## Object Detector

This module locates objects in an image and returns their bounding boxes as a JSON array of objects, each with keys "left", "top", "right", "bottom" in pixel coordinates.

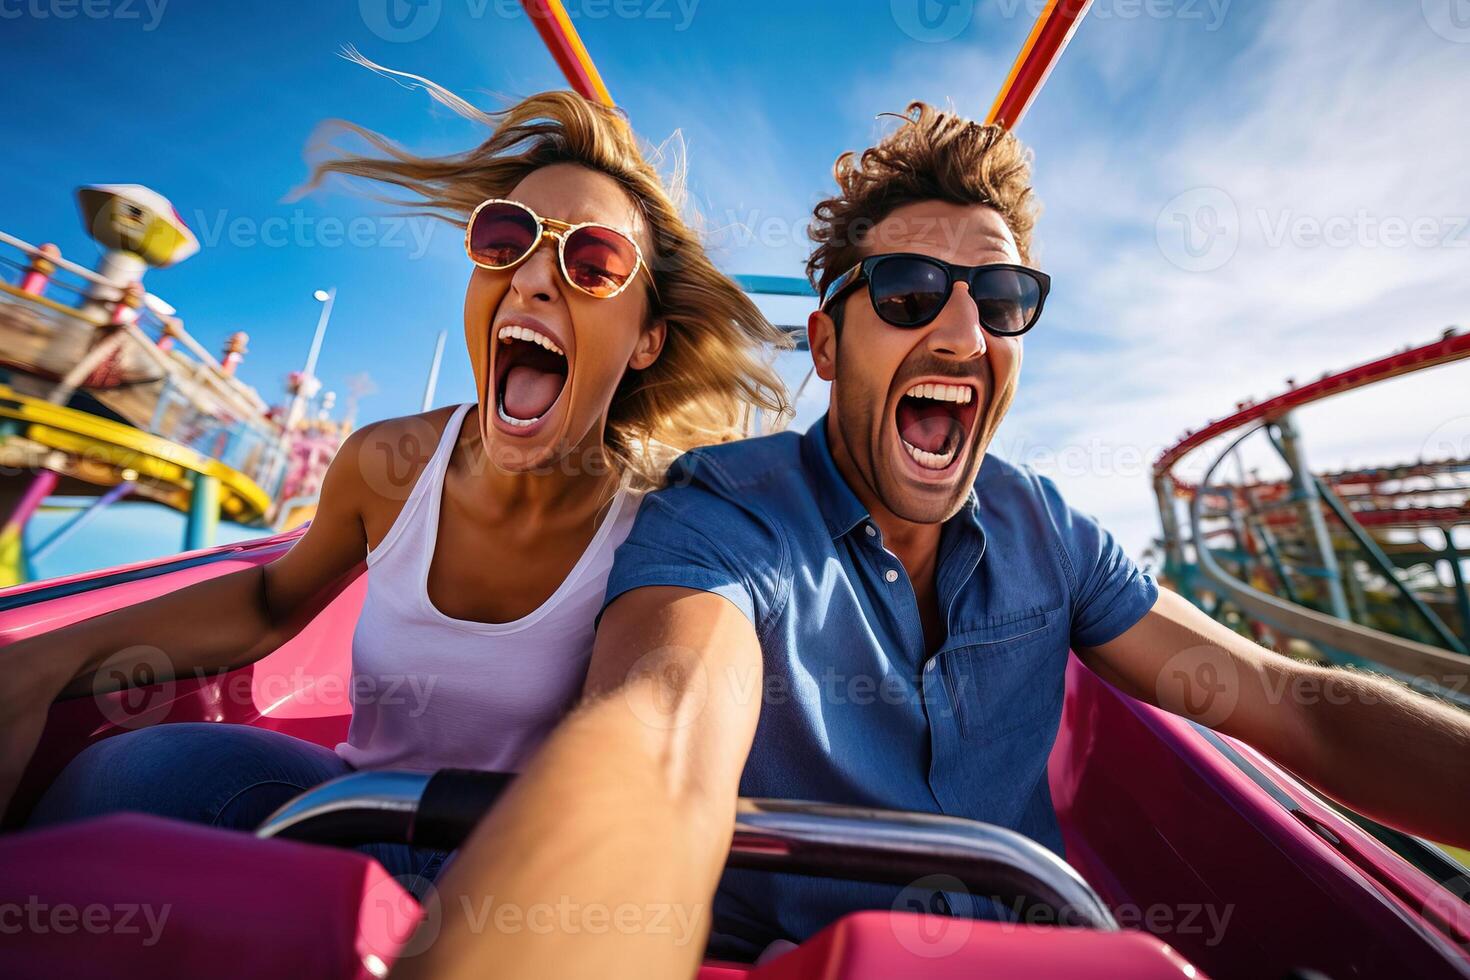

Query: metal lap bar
[
  {"left": 257, "top": 773, "right": 1116, "bottom": 930},
  {"left": 730, "top": 798, "right": 1116, "bottom": 930}
]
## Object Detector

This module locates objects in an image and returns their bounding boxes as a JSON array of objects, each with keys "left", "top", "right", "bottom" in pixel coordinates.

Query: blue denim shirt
[{"left": 603, "top": 417, "right": 1157, "bottom": 954}]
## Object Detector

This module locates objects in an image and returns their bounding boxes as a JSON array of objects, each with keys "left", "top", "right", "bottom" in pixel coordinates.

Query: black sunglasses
[{"left": 820, "top": 253, "right": 1050, "bottom": 336}]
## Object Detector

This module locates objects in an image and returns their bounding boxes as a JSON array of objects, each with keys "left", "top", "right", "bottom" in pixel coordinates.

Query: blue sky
[{"left": 4, "top": 0, "right": 1467, "bottom": 559}]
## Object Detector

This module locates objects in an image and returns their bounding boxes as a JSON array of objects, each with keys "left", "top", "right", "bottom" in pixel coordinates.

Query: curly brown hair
[{"left": 806, "top": 102, "right": 1040, "bottom": 305}]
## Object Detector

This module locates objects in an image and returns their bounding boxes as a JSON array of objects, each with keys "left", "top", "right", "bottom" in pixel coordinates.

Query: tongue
[
  {"left": 896, "top": 399, "right": 958, "bottom": 453},
  {"left": 502, "top": 365, "right": 563, "bottom": 420}
]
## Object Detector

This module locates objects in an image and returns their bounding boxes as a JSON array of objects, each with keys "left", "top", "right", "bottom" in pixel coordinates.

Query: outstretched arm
[
  {"left": 395, "top": 586, "right": 762, "bottom": 980},
  {"left": 1078, "top": 587, "right": 1470, "bottom": 847},
  {"left": 0, "top": 423, "right": 377, "bottom": 813},
  {"left": 32, "top": 422, "right": 387, "bottom": 700}
]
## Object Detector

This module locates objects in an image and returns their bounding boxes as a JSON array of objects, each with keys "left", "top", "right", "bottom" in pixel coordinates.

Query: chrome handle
[
  {"left": 257, "top": 770, "right": 429, "bottom": 846},
  {"left": 256, "top": 771, "right": 1115, "bottom": 931},
  {"left": 731, "top": 798, "right": 1115, "bottom": 930}
]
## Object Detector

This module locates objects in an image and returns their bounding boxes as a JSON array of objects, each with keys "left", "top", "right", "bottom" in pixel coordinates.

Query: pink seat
[
  {"left": 0, "top": 813, "right": 1200, "bottom": 980},
  {"left": 0, "top": 813, "right": 420, "bottom": 980},
  {"left": 740, "top": 911, "right": 1200, "bottom": 979}
]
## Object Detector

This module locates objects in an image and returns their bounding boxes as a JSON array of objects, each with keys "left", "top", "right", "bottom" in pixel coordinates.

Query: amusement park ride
[
  {"left": 2, "top": 2, "right": 1468, "bottom": 979},
  {"left": 1152, "top": 330, "right": 1470, "bottom": 708},
  {"left": 0, "top": 185, "right": 349, "bottom": 585}
]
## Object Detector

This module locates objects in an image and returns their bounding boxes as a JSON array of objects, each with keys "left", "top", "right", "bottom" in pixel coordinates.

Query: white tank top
[{"left": 337, "top": 403, "right": 639, "bottom": 773}]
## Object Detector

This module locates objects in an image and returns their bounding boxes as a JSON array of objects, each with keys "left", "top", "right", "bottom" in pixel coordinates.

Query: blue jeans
[{"left": 28, "top": 723, "right": 449, "bottom": 897}]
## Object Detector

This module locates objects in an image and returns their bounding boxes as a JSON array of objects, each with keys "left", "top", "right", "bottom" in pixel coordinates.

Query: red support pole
[
  {"left": 3, "top": 470, "right": 59, "bottom": 537},
  {"left": 109, "top": 282, "right": 145, "bottom": 327},
  {"left": 19, "top": 243, "right": 60, "bottom": 297},
  {"left": 520, "top": 0, "right": 615, "bottom": 106},
  {"left": 156, "top": 317, "right": 181, "bottom": 352},
  {"left": 0, "top": 470, "right": 61, "bottom": 585},
  {"left": 221, "top": 331, "right": 248, "bottom": 377},
  {"left": 987, "top": 0, "right": 1093, "bottom": 130}
]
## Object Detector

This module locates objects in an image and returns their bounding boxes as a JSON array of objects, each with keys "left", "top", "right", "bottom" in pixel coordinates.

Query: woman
[{"left": 0, "top": 65, "right": 789, "bottom": 887}]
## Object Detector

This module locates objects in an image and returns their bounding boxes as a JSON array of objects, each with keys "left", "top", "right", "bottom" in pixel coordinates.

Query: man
[{"left": 398, "top": 103, "right": 1470, "bottom": 980}]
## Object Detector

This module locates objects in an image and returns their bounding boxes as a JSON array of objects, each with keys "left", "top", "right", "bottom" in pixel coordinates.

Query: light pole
[
  {"left": 421, "top": 330, "right": 447, "bottom": 412},
  {"left": 266, "top": 289, "right": 335, "bottom": 499},
  {"left": 289, "top": 288, "right": 336, "bottom": 431}
]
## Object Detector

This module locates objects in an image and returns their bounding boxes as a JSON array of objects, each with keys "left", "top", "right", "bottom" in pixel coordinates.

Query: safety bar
[{"left": 257, "top": 769, "right": 1117, "bottom": 930}]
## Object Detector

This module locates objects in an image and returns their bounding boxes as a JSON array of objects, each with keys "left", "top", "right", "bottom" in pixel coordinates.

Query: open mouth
[
  {"left": 493, "top": 324, "right": 568, "bottom": 431},
  {"left": 894, "top": 381, "right": 979, "bottom": 473}
]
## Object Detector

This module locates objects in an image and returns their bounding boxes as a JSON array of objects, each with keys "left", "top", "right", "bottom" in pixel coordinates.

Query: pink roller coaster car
[{"left": 2, "top": 529, "right": 1468, "bottom": 979}]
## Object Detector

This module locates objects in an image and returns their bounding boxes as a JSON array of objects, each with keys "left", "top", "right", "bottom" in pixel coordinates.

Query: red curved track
[{"left": 1153, "top": 328, "right": 1470, "bottom": 484}]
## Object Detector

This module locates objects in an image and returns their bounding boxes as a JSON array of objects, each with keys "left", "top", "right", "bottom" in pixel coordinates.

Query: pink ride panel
[{"left": 0, "top": 814, "right": 420, "bottom": 980}]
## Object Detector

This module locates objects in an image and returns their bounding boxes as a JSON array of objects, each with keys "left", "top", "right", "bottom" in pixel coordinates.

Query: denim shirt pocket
[{"left": 942, "top": 606, "right": 1065, "bottom": 740}]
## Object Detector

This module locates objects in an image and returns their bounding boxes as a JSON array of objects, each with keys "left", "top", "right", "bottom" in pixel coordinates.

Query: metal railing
[{"left": 0, "top": 230, "right": 291, "bottom": 502}]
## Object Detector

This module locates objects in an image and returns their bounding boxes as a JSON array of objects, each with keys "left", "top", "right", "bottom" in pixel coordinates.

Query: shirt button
[
  {"left": 884, "top": 569, "right": 899, "bottom": 583},
  {"left": 865, "top": 525, "right": 876, "bottom": 537}
]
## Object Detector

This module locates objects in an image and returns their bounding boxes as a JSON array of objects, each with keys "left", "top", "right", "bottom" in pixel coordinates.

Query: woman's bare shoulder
[{"left": 330, "top": 405, "right": 466, "bottom": 519}]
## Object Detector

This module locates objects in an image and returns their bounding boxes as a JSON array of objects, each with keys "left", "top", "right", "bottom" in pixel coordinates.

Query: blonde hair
[{"left": 302, "top": 54, "right": 790, "bottom": 487}]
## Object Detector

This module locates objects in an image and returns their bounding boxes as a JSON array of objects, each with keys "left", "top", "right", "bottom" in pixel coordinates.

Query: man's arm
[
  {"left": 393, "top": 586, "right": 762, "bottom": 980},
  {"left": 1077, "top": 587, "right": 1470, "bottom": 847}
]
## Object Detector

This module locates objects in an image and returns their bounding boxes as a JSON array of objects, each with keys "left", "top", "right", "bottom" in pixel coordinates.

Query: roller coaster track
[{"left": 1153, "top": 329, "right": 1470, "bottom": 700}]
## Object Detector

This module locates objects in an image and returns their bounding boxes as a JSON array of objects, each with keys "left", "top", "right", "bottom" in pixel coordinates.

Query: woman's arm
[
  {"left": 0, "top": 423, "right": 382, "bottom": 809},
  {"left": 60, "top": 425, "right": 376, "bottom": 693}
]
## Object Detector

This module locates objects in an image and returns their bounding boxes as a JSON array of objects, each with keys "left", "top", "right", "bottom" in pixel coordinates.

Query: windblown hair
[
  {"left": 806, "top": 102, "right": 1039, "bottom": 303},
  {"left": 302, "top": 53, "right": 790, "bottom": 487}
]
